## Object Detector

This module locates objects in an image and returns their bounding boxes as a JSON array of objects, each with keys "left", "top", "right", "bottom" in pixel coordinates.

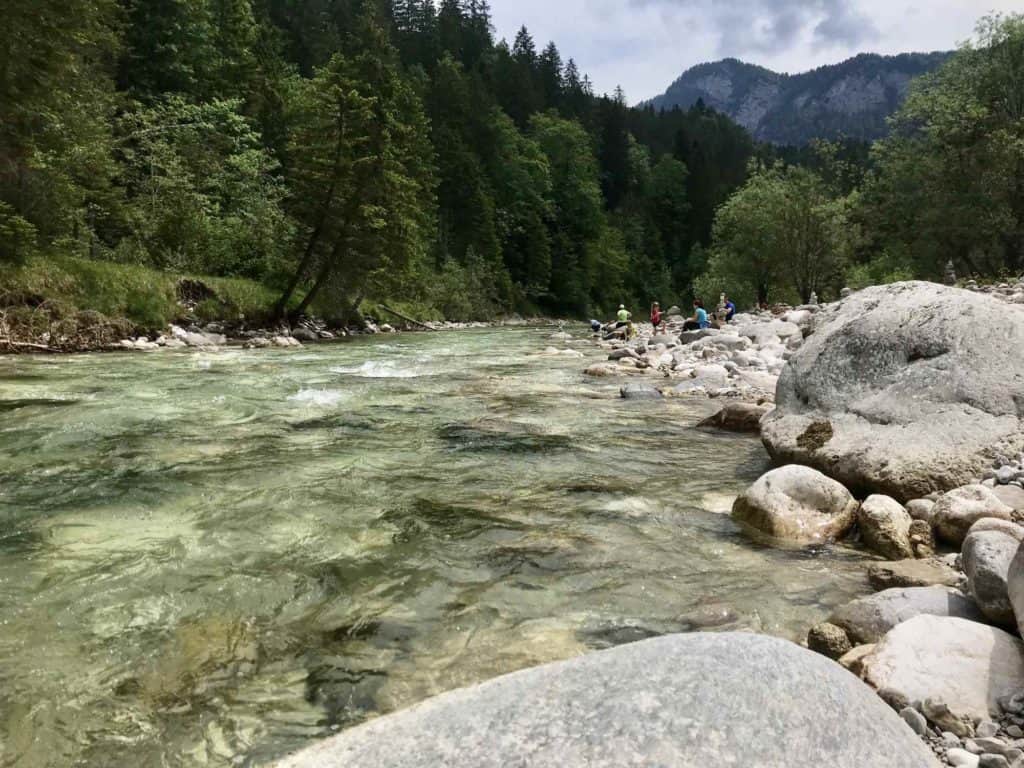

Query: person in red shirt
[{"left": 650, "top": 302, "right": 663, "bottom": 332}]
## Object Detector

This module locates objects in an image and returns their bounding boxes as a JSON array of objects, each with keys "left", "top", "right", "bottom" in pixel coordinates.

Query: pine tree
[{"left": 538, "top": 42, "right": 564, "bottom": 110}]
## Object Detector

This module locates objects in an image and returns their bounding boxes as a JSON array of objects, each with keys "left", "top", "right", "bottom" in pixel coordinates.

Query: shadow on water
[{"left": 437, "top": 419, "right": 574, "bottom": 453}]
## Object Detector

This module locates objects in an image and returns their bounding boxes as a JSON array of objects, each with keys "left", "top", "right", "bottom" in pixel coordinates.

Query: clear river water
[{"left": 0, "top": 327, "right": 871, "bottom": 767}]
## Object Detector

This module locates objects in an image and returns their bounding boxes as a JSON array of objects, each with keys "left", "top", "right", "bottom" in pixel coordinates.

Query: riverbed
[{"left": 0, "top": 327, "right": 870, "bottom": 767}]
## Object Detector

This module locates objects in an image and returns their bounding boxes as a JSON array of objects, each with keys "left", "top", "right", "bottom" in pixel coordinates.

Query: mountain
[{"left": 645, "top": 52, "right": 952, "bottom": 145}]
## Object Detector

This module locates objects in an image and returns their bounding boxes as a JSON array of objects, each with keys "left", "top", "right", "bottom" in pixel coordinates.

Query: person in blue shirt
[
  {"left": 683, "top": 299, "right": 710, "bottom": 331},
  {"left": 724, "top": 295, "right": 736, "bottom": 322},
  {"left": 695, "top": 300, "right": 710, "bottom": 329}
]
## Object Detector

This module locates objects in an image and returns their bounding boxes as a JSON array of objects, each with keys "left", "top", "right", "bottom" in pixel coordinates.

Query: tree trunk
[
  {"left": 292, "top": 241, "right": 341, "bottom": 318},
  {"left": 274, "top": 109, "right": 349, "bottom": 319}
]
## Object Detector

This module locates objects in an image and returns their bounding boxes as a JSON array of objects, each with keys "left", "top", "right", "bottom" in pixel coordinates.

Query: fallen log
[{"left": 378, "top": 304, "right": 435, "bottom": 331}]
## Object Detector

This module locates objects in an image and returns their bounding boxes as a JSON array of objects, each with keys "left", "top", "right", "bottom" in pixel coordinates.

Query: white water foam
[
  {"left": 288, "top": 389, "right": 349, "bottom": 406},
  {"left": 331, "top": 360, "right": 425, "bottom": 379}
]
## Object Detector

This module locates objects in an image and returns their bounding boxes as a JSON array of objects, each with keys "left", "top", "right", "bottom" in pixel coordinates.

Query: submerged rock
[
  {"left": 731, "top": 465, "right": 859, "bottom": 544},
  {"left": 761, "top": 282, "right": 1024, "bottom": 501},
  {"left": 277, "top": 632, "right": 940, "bottom": 768},
  {"left": 697, "top": 402, "right": 771, "bottom": 433},
  {"left": 867, "top": 559, "right": 965, "bottom": 591},
  {"left": 619, "top": 384, "right": 663, "bottom": 401}
]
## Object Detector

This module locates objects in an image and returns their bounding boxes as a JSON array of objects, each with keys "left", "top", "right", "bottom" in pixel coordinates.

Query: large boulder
[
  {"left": 1010, "top": 543, "right": 1024, "bottom": 638},
  {"left": 933, "top": 486, "right": 1013, "bottom": 546},
  {"left": 278, "top": 632, "right": 940, "bottom": 768},
  {"left": 697, "top": 402, "right": 771, "bottom": 433},
  {"left": 829, "top": 587, "right": 986, "bottom": 645},
  {"left": 731, "top": 465, "right": 859, "bottom": 544},
  {"left": 761, "top": 282, "right": 1024, "bottom": 502},
  {"left": 862, "top": 615, "right": 1024, "bottom": 723},
  {"left": 858, "top": 495, "right": 915, "bottom": 560},
  {"left": 963, "top": 521, "right": 1024, "bottom": 628}
]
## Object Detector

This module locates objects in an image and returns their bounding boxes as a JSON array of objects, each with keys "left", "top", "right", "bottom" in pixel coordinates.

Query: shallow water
[{"left": 0, "top": 328, "right": 871, "bottom": 767}]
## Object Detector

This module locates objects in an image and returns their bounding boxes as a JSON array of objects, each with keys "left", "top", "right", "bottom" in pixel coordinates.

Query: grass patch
[{"left": 0, "top": 255, "right": 282, "bottom": 331}]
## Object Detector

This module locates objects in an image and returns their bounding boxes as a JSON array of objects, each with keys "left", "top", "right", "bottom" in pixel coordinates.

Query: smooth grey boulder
[
  {"left": 934, "top": 486, "right": 1014, "bottom": 546},
  {"left": 697, "top": 402, "right": 771, "bottom": 433},
  {"left": 761, "top": 282, "right": 1024, "bottom": 502},
  {"left": 963, "top": 521, "right": 1024, "bottom": 628},
  {"left": 867, "top": 559, "right": 965, "bottom": 591},
  {"left": 738, "top": 320, "right": 801, "bottom": 344},
  {"left": 678, "top": 328, "right": 720, "bottom": 345},
  {"left": 907, "top": 499, "right": 937, "bottom": 523},
  {"left": 608, "top": 348, "right": 640, "bottom": 361},
  {"left": 1010, "top": 542, "right": 1024, "bottom": 638},
  {"left": 277, "top": 633, "right": 940, "bottom": 768},
  {"left": 858, "top": 495, "right": 915, "bottom": 560},
  {"left": 862, "top": 615, "right": 1024, "bottom": 723},
  {"left": 731, "top": 465, "right": 859, "bottom": 544},
  {"left": 291, "top": 327, "right": 319, "bottom": 342},
  {"left": 649, "top": 335, "right": 678, "bottom": 347},
  {"left": 992, "top": 484, "right": 1024, "bottom": 511},
  {"left": 829, "top": 587, "right": 986, "bottom": 645},
  {"left": 619, "top": 384, "right": 663, "bottom": 401}
]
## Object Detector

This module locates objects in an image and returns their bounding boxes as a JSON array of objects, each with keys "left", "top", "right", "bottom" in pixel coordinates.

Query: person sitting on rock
[
  {"left": 650, "top": 302, "right": 663, "bottom": 332},
  {"left": 724, "top": 295, "right": 736, "bottom": 322},
  {"left": 683, "top": 300, "right": 710, "bottom": 331}
]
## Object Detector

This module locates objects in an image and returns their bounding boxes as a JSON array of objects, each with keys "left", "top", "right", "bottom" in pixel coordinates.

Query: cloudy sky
[{"left": 488, "top": 1, "right": 1016, "bottom": 103}]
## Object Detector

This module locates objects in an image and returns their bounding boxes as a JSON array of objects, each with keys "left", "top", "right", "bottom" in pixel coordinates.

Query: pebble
[
  {"left": 900, "top": 707, "right": 928, "bottom": 736},
  {"left": 978, "top": 755, "right": 1010, "bottom": 768},
  {"left": 943, "top": 733, "right": 965, "bottom": 748},
  {"left": 974, "top": 738, "right": 1012, "bottom": 757},
  {"left": 1007, "top": 726, "right": 1023, "bottom": 739},
  {"left": 978, "top": 723, "right": 1001, "bottom": 739},
  {"left": 996, "top": 467, "right": 1016, "bottom": 485},
  {"left": 948, "top": 748, "right": 981, "bottom": 768}
]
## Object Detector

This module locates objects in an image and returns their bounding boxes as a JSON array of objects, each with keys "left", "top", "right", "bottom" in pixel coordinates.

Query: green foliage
[
  {"left": 700, "top": 163, "right": 853, "bottom": 307},
  {"left": 14, "top": 0, "right": 1010, "bottom": 329},
  {"left": 116, "top": 96, "right": 292, "bottom": 276},
  {"left": 862, "top": 14, "right": 1024, "bottom": 279},
  {"left": 0, "top": 203, "right": 39, "bottom": 264}
]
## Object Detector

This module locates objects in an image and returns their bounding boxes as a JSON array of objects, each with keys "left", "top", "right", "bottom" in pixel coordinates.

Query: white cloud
[{"left": 487, "top": 0, "right": 1019, "bottom": 103}]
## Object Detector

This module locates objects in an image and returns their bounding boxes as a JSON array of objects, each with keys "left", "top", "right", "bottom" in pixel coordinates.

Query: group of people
[
  {"left": 591, "top": 295, "right": 736, "bottom": 339},
  {"left": 650, "top": 295, "right": 735, "bottom": 332}
]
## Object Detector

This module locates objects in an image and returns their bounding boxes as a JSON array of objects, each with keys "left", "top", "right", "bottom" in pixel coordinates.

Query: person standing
[
  {"left": 650, "top": 302, "right": 663, "bottom": 332},
  {"left": 616, "top": 305, "right": 631, "bottom": 328}
]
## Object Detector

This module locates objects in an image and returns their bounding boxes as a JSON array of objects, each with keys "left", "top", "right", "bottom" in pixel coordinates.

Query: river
[{"left": 0, "top": 327, "right": 870, "bottom": 767}]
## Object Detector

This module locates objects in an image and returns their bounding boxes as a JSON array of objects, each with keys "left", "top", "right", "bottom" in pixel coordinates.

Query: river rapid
[{"left": 0, "top": 327, "right": 869, "bottom": 767}]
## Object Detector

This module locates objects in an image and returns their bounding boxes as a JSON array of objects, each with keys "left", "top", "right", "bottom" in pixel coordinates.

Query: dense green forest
[
  {"left": 1, "top": 3, "right": 1022, "bottom": 326},
  {"left": 0, "top": 0, "right": 756, "bottom": 325}
]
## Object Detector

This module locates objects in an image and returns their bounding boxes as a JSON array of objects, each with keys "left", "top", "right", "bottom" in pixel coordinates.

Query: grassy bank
[{"left": 1, "top": 256, "right": 282, "bottom": 330}]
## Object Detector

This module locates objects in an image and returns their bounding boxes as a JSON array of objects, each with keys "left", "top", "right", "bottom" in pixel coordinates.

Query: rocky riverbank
[
  {"left": 722, "top": 281, "right": 1024, "bottom": 768},
  {"left": 276, "top": 279, "right": 1024, "bottom": 767}
]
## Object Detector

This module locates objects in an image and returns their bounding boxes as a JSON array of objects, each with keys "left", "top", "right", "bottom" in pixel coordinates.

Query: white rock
[
  {"left": 862, "top": 615, "right": 1024, "bottom": 723},
  {"left": 934, "top": 486, "right": 1014, "bottom": 546},
  {"left": 731, "top": 465, "right": 859, "bottom": 544}
]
